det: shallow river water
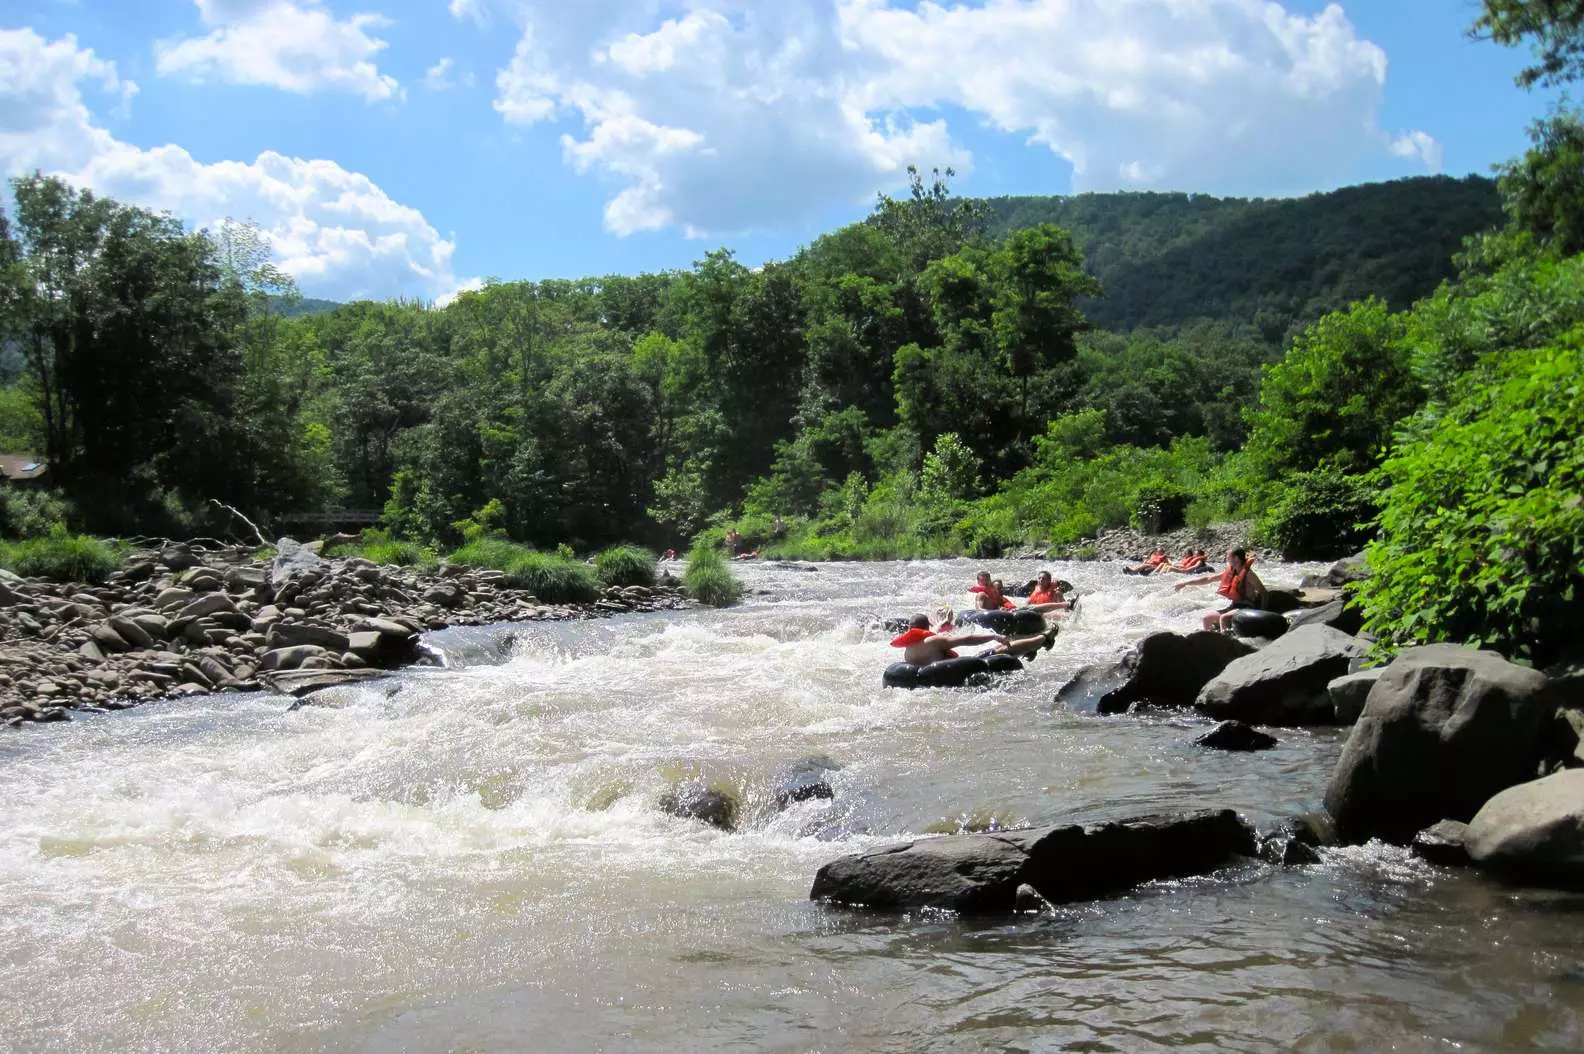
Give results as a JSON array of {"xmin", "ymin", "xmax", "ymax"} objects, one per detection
[{"xmin": 2, "ymin": 558, "xmax": 1582, "ymax": 1053}]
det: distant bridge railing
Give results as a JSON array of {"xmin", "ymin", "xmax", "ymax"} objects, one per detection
[{"xmin": 274, "ymin": 509, "xmax": 384, "ymax": 526}]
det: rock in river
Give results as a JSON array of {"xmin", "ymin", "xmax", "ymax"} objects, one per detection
[
  {"xmin": 1195, "ymin": 625, "xmax": 1367, "ymax": 726},
  {"xmin": 1466, "ymin": 770, "xmax": 1584, "ymax": 887},
  {"xmin": 1324, "ymin": 645, "xmax": 1556, "ymax": 845},
  {"xmin": 810, "ymin": 809, "xmax": 1256, "ymax": 913},
  {"xmin": 1056, "ymin": 631, "xmax": 1253, "ymax": 715}
]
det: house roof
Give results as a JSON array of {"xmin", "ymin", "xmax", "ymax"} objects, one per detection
[{"xmin": 0, "ymin": 455, "xmax": 47, "ymax": 481}]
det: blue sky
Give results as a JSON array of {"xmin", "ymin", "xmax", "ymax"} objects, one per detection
[{"xmin": 0, "ymin": 1, "xmax": 1560, "ymax": 301}]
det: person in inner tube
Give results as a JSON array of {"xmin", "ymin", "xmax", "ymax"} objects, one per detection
[
  {"xmin": 1173, "ymin": 548, "xmax": 1266, "ymax": 633},
  {"xmin": 891, "ymin": 612, "xmax": 1055, "ymax": 665},
  {"xmin": 1022, "ymin": 570, "xmax": 1072, "ymax": 613},
  {"xmin": 969, "ymin": 570, "xmax": 1016, "ymax": 610}
]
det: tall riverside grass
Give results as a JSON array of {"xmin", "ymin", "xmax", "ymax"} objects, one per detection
[
  {"xmin": 0, "ymin": 532, "xmax": 121, "ymax": 584},
  {"xmin": 595, "ymin": 545, "xmax": 657, "ymax": 588},
  {"xmin": 683, "ymin": 544, "xmax": 742, "ymax": 607}
]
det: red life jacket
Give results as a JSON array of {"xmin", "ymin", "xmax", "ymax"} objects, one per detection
[
  {"xmin": 1028, "ymin": 587, "xmax": 1058, "ymax": 605},
  {"xmin": 890, "ymin": 628, "xmax": 934, "ymax": 647},
  {"xmin": 1217, "ymin": 560, "xmax": 1254, "ymax": 601}
]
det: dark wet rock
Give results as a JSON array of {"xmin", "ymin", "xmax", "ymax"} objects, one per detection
[
  {"xmin": 266, "ymin": 667, "xmax": 384, "ymax": 697},
  {"xmin": 1411, "ymin": 820, "xmax": 1472, "ymax": 867},
  {"xmin": 1196, "ymin": 720, "xmax": 1278, "ymax": 752},
  {"xmin": 89, "ymin": 623, "xmax": 131, "ymax": 654},
  {"xmin": 1287, "ymin": 599, "xmax": 1365, "ymax": 637},
  {"xmin": 810, "ymin": 809, "xmax": 1256, "ymax": 913},
  {"xmin": 1327, "ymin": 667, "xmax": 1385, "ymax": 725},
  {"xmin": 1257, "ymin": 812, "xmax": 1335, "ymax": 865},
  {"xmin": 105, "ymin": 615, "xmax": 156, "ymax": 650},
  {"xmin": 1196, "ymin": 625, "xmax": 1368, "ymax": 726},
  {"xmin": 1013, "ymin": 883, "xmax": 1048, "ymax": 913},
  {"xmin": 774, "ymin": 756, "xmax": 841, "ymax": 809},
  {"xmin": 660, "ymin": 779, "xmax": 739, "ymax": 831},
  {"xmin": 1466, "ymin": 770, "xmax": 1584, "ymax": 887},
  {"xmin": 266, "ymin": 623, "xmax": 351, "ymax": 654},
  {"xmin": 1262, "ymin": 588, "xmax": 1302, "ymax": 614},
  {"xmin": 1325, "ymin": 645, "xmax": 1557, "ymax": 845},
  {"xmin": 1056, "ymin": 631, "xmax": 1254, "ymax": 715},
  {"xmin": 158, "ymin": 543, "xmax": 199, "ymax": 572},
  {"xmin": 423, "ymin": 582, "xmax": 465, "ymax": 608},
  {"xmin": 1300, "ymin": 551, "xmax": 1370, "ymax": 589}
]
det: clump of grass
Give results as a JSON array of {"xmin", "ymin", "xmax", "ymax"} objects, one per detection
[
  {"xmin": 683, "ymin": 543, "xmax": 742, "ymax": 607},
  {"xmin": 503, "ymin": 549, "xmax": 600, "ymax": 604},
  {"xmin": 0, "ymin": 531, "xmax": 120, "ymax": 584},
  {"xmin": 328, "ymin": 529, "xmax": 437, "ymax": 569},
  {"xmin": 595, "ymin": 544, "xmax": 657, "ymax": 588},
  {"xmin": 446, "ymin": 537, "xmax": 530, "ymax": 570}
]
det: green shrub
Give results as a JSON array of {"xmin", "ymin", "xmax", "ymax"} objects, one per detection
[
  {"xmin": 683, "ymin": 544, "xmax": 742, "ymax": 607},
  {"xmin": 328, "ymin": 528, "xmax": 437, "ymax": 569},
  {"xmin": 1129, "ymin": 479, "xmax": 1194, "ymax": 534},
  {"xmin": 1257, "ymin": 467, "xmax": 1378, "ymax": 560},
  {"xmin": 595, "ymin": 545, "xmax": 657, "ymax": 588},
  {"xmin": 0, "ymin": 530, "xmax": 120, "ymax": 584},
  {"xmin": 0, "ymin": 487, "xmax": 73, "ymax": 539},
  {"xmin": 447, "ymin": 537, "xmax": 530, "ymax": 571},
  {"xmin": 503, "ymin": 550, "xmax": 600, "ymax": 604},
  {"xmin": 1357, "ymin": 332, "xmax": 1584, "ymax": 666}
]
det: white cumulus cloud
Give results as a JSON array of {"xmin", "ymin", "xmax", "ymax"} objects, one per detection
[
  {"xmin": 492, "ymin": 0, "xmax": 1440, "ymax": 237},
  {"xmin": 449, "ymin": 0, "xmax": 486, "ymax": 25},
  {"xmin": 156, "ymin": 0, "xmax": 401, "ymax": 102},
  {"xmin": 1, "ymin": 27, "xmax": 455, "ymax": 302}
]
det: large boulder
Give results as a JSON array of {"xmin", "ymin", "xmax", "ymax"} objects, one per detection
[
  {"xmin": 1466, "ymin": 770, "xmax": 1584, "ymax": 887},
  {"xmin": 1195, "ymin": 625, "xmax": 1368, "ymax": 726},
  {"xmin": 1055, "ymin": 632, "xmax": 1254, "ymax": 715},
  {"xmin": 1326, "ymin": 668, "xmax": 1385, "ymax": 725},
  {"xmin": 810, "ymin": 809, "xmax": 1256, "ymax": 913},
  {"xmin": 1287, "ymin": 599, "xmax": 1365, "ymax": 637},
  {"xmin": 1324, "ymin": 645, "xmax": 1557, "ymax": 845}
]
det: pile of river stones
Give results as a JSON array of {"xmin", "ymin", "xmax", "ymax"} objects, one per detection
[
  {"xmin": 809, "ymin": 552, "xmax": 1584, "ymax": 912},
  {"xmin": 0, "ymin": 538, "xmax": 686, "ymax": 728}
]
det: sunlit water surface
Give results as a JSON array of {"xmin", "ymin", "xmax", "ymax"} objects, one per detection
[{"xmin": 2, "ymin": 559, "xmax": 1581, "ymax": 1053}]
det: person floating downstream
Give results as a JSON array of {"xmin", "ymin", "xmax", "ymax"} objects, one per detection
[
  {"xmin": 1023, "ymin": 570, "xmax": 1072, "ymax": 613},
  {"xmin": 891, "ymin": 613, "xmax": 1054, "ymax": 664},
  {"xmin": 1124, "ymin": 549, "xmax": 1171, "ymax": 575},
  {"xmin": 969, "ymin": 570, "xmax": 1015, "ymax": 610},
  {"xmin": 1174, "ymin": 548, "xmax": 1266, "ymax": 633}
]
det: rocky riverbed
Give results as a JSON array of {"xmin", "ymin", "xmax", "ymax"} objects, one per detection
[{"xmin": 0, "ymin": 538, "xmax": 688, "ymax": 729}]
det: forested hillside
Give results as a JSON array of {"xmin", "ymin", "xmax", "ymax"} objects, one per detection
[{"xmin": 980, "ymin": 176, "xmax": 1502, "ymax": 337}]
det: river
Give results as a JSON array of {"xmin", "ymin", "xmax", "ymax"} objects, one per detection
[{"xmin": 1, "ymin": 558, "xmax": 1581, "ymax": 1053}]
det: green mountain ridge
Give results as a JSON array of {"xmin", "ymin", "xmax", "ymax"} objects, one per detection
[{"xmin": 976, "ymin": 175, "xmax": 1502, "ymax": 337}]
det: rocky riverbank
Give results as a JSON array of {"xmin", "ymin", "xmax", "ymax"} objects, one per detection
[
  {"xmin": 1025, "ymin": 519, "xmax": 1282, "ymax": 564},
  {"xmin": 0, "ymin": 538, "xmax": 688, "ymax": 730}
]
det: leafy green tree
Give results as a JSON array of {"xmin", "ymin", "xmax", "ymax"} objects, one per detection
[
  {"xmin": 1474, "ymin": 0, "xmax": 1584, "ymax": 88},
  {"xmin": 1245, "ymin": 298, "xmax": 1420, "ymax": 477},
  {"xmin": 1358, "ymin": 330, "xmax": 1584, "ymax": 665},
  {"xmin": 1496, "ymin": 108, "xmax": 1584, "ymax": 255}
]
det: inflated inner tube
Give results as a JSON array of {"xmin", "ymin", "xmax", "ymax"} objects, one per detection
[
  {"xmin": 883, "ymin": 652, "xmax": 1023, "ymax": 690},
  {"xmin": 1228, "ymin": 608, "xmax": 1289, "ymax": 639},
  {"xmin": 956, "ymin": 608, "xmax": 1048, "ymax": 636}
]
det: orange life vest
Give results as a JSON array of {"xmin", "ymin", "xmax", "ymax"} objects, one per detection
[{"xmin": 1217, "ymin": 560, "xmax": 1254, "ymax": 601}]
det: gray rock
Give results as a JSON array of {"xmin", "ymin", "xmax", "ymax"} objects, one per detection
[
  {"xmin": 1411, "ymin": 820, "xmax": 1472, "ymax": 867},
  {"xmin": 158, "ymin": 544, "xmax": 198, "ymax": 572},
  {"xmin": 176, "ymin": 593, "xmax": 239, "ymax": 621},
  {"xmin": 1327, "ymin": 668, "xmax": 1386, "ymax": 725},
  {"xmin": 1324, "ymin": 645, "xmax": 1557, "ymax": 845},
  {"xmin": 269, "ymin": 538, "xmax": 325, "ymax": 590},
  {"xmin": 90, "ymin": 623, "xmax": 131, "ymax": 653},
  {"xmin": 105, "ymin": 615, "xmax": 155, "ymax": 650},
  {"xmin": 1196, "ymin": 720, "xmax": 1278, "ymax": 751},
  {"xmin": 1287, "ymin": 599, "xmax": 1365, "ymax": 637},
  {"xmin": 810, "ymin": 809, "xmax": 1256, "ymax": 913},
  {"xmin": 773, "ymin": 755, "xmax": 841, "ymax": 809},
  {"xmin": 423, "ymin": 582, "xmax": 465, "ymax": 608},
  {"xmin": 265, "ymin": 667, "xmax": 384, "ymax": 697},
  {"xmin": 1196, "ymin": 625, "xmax": 1368, "ymax": 726},
  {"xmin": 257, "ymin": 644, "xmax": 331, "ymax": 672},
  {"xmin": 660, "ymin": 779, "xmax": 739, "ymax": 831},
  {"xmin": 153, "ymin": 587, "xmax": 196, "ymax": 611},
  {"xmin": 1324, "ymin": 552, "xmax": 1370, "ymax": 587},
  {"xmin": 267, "ymin": 623, "xmax": 350, "ymax": 654},
  {"xmin": 1056, "ymin": 631, "xmax": 1254, "ymax": 715},
  {"xmin": 1467, "ymin": 770, "xmax": 1584, "ymax": 887}
]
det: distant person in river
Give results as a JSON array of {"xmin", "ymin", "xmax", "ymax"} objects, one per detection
[
  {"xmin": 1023, "ymin": 570, "xmax": 1073, "ymax": 612},
  {"xmin": 969, "ymin": 570, "xmax": 1015, "ymax": 610},
  {"xmin": 1174, "ymin": 548, "xmax": 1266, "ymax": 632},
  {"xmin": 661, "ymin": 548, "xmax": 678, "ymax": 561},
  {"xmin": 890, "ymin": 612, "xmax": 1055, "ymax": 665},
  {"xmin": 1164, "ymin": 549, "xmax": 1209, "ymax": 574},
  {"xmin": 1124, "ymin": 549, "xmax": 1171, "ymax": 575},
  {"xmin": 724, "ymin": 529, "xmax": 742, "ymax": 555}
]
